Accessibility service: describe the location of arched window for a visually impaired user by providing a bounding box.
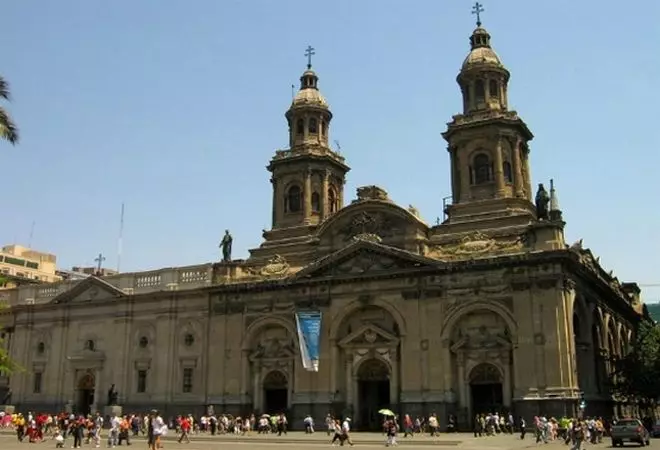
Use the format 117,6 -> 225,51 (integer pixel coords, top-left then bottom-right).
309,118 -> 318,134
296,119 -> 304,135
503,161 -> 513,183
328,188 -> 337,213
311,192 -> 320,212
286,186 -> 302,213
489,79 -> 499,99
472,153 -> 492,184
475,80 -> 485,103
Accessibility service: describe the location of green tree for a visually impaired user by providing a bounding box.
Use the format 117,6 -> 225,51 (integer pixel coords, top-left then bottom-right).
609,321 -> 660,404
0,76 -> 19,144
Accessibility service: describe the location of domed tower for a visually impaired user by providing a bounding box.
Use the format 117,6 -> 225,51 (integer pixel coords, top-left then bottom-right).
267,47 -> 349,230
442,9 -> 535,224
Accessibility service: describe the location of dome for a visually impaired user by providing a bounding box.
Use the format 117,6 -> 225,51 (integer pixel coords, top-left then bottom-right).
292,87 -> 329,108
461,26 -> 504,70
291,68 -> 329,108
461,46 -> 503,69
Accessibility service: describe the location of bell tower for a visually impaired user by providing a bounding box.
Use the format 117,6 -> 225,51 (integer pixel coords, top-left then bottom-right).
442,5 -> 535,224
267,47 -> 349,230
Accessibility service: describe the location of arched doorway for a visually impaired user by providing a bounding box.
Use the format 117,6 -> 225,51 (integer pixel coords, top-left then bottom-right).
469,363 -> 503,416
357,359 -> 390,431
262,370 -> 288,413
76,372 -> 95,416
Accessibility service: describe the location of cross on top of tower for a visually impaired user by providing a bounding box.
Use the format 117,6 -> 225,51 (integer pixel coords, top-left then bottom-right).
305,45 -> 315,69
472,1 -> 485,27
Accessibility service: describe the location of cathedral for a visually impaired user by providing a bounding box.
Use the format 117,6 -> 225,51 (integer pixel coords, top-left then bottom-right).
0,19 -> 648,430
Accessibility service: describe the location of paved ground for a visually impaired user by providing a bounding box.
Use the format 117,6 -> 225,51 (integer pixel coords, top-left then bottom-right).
0,432 -> 658,449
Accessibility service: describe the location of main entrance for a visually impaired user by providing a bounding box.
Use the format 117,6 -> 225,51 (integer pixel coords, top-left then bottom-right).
76,372 -> 95,416
469,363 -> 503,416
263,370 -> 288,413
357,359 -> 390,431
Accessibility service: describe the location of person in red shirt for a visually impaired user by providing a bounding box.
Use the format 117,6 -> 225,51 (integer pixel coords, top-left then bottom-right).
178,417 -> 191,444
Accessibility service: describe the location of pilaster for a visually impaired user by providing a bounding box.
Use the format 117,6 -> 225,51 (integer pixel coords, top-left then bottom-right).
303,168 -> 312,225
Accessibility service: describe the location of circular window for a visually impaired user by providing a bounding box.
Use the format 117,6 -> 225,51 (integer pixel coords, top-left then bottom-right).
139,336 -> 149,348
184,334 -> 194,346
85,339 -> 96,351
37,342 -> 45,354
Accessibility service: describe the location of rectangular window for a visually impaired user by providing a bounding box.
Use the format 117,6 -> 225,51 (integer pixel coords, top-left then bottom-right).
33,372 -> 42,394
137,370 -> 147,393
182,368 -> 193,393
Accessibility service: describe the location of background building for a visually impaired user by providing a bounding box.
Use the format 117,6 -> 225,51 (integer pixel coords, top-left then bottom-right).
0,22 -> 650,428
0,245 -> 61,289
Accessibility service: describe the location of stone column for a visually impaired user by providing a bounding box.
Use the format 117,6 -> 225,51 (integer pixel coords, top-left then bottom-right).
321,170 -> 330,221
240,350 -> 250,403
92,369 -> 102,413
449,147 -> 458,203
442,345 -> 453,394
345,354 -> 353,409
390,348 -> 399,404
329,340 -> 338,395
493,138 -> 505,197
502,355 -> 512,407
523,150 -> 532,200
459,150 -> 471,203
512,138 -> 524,197
252,363 -> 260,411
457,353 -> 467,408
303,169 -> 312,224
271,178 -> 279,228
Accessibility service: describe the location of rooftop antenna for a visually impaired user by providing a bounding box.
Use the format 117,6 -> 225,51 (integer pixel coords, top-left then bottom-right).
28,221 -> 35,248
117,202 -> 125,272
291,84 -> 295,100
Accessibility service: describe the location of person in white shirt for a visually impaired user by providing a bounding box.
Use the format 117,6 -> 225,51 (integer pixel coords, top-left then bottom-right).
107,414 -> 121,448
341,418 -> 353,447
149,411 -> 166,450
93,412 -> 103,448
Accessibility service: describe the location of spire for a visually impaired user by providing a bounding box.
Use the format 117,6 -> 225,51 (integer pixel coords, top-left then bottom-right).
549,179 -> 563,221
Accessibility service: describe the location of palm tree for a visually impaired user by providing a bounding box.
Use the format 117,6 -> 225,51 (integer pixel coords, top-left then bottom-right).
0,75 -> 19,145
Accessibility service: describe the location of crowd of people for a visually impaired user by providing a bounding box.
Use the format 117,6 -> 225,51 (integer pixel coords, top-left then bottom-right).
0,408 -> 656,448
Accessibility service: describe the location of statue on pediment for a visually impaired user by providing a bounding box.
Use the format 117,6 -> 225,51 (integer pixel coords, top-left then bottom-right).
535,183 -> 550,220
107,384 -> 118,405
219,230 -> 233,262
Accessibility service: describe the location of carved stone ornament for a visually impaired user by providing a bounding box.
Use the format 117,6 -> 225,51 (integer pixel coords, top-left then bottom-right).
260,254 -> 290,277
352,232 -> 382,243
355,185 -> 389,202
432,231 -> 526,258
364,329 -> 378,343
341,211 -> 394,240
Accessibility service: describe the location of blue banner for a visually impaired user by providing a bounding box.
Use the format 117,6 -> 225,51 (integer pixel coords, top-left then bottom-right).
295,311 -> 322,372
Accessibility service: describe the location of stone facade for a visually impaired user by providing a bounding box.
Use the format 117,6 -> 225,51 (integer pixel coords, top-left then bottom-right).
0,23 -> 648,429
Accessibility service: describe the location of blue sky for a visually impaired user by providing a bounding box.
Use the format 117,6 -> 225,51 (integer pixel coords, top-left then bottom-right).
2,0 -> 659,301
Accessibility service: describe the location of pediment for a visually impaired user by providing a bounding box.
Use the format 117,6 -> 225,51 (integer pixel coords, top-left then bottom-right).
51,276 -> 127,304
295,239 -> 440,280
339,324 -> 399,348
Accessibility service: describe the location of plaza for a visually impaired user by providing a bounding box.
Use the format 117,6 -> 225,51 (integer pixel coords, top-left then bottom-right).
5,430 -> 656,450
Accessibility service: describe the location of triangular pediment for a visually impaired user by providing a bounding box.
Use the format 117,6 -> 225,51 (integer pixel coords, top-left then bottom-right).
339,324 -> 399,348
295,239 -> 440,280
51,276 -> 127,304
